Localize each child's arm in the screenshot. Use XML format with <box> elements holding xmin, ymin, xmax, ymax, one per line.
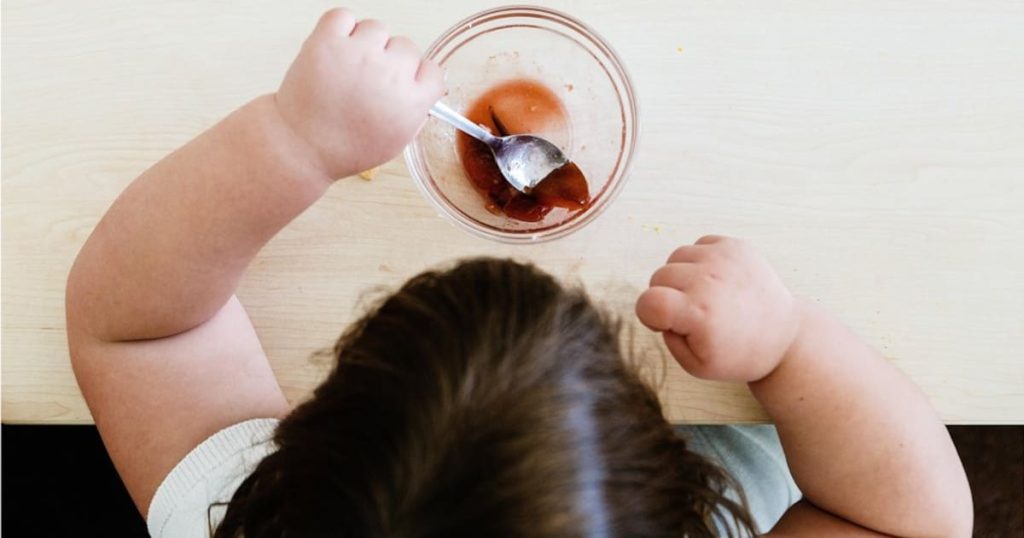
<box><xmin>636</xmin><ymin>236</ymin><xmax>972</xmax><ymax>537</ymax></box>
<box><xmin>65</xmin><ymin>9</ymin><xmax>441</xmax><ymax>515</ymax></box>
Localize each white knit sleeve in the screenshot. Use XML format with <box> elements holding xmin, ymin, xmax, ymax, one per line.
<box><xmin>146</xmin><ymin>418</ymin><xmax>279</xmax><ymax>538</ymax></box>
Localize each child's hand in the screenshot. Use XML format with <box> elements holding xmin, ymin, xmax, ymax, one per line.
<box><xmin>635</xmin><ymin>236</ymin><xmax>803</xmax><ymax>382</ymax></box>
<box><xmin>274</xmin><ymin>9</ymin><xmax>444</xmax><ymax>179</ymax></box>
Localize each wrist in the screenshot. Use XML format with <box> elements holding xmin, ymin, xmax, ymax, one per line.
<box><xmin>783</xmin><ymin>297</ymin><xmax>813</xmax><ymax>357</ymax></box>
<box><xmin>752</xmin><ymin>297</ymin><xmax>812</xmax><ymax>383</ymax></box>
<box><xmin>262</xmin><ymin>93</ymin><xmax>340</xmax><ymax>183</ymax></box>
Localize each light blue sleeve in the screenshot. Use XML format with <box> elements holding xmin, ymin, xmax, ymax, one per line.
<box><xmin>677</xmin><ymin>425</ymin><xmax>802</xmax><ymax>536</ymax></box>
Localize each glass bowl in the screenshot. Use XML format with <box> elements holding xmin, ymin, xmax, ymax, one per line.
<box><xmin>404</xmin><ymin>5</ymin><xmax>639</xmax><ymax>243</ymax></box>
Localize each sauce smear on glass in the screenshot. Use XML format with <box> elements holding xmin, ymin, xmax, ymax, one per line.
<box><xmin>456</xmin><ymin>79</ymin><xmax>590</xmax><ymax>222</ymax></box>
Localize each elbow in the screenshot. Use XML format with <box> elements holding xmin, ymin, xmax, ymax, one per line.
<box><xmin>928</xmin><ymin>509</ymin><xmax>972</xmax><ymax>538</ymax></box>
<box><xmin>883</xmin><ymin>485</ymin><xmax>972</xmax><ymax>538</ymax></box>
<box><xmin>922</xmin><ymin>466</ymin><xmax>974</xmax><ymax>538</ymax></box>
<box><xmin>942</xmin><ymin>446</ymin><xmax>975</xmax><ymax>538</ymax></box>
<box><xmin>938</xmin><ymin>486</ymin><xmax>974</xmax><ymax>538</ymax></box>
<box><xmin>884</xmin><ymin>451</ymin><xmax>974</xmax><ymax>538</ymax></box>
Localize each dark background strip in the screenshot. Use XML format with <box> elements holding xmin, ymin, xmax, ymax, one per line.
<box><xmin>2</xmin><ymin>425</ymin><xmax>1020</xmax><ymax>537</ymax></box>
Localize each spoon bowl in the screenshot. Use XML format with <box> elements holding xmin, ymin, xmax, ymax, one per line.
<box><xmin>491</xmin><ymin>135</ymin><xmax>568</xmax><ymax>192</ymax></box>
<box><xmin>428</xmin><ymin>101</ymin><xmax>567</xmax><ymax>192</ymax></box>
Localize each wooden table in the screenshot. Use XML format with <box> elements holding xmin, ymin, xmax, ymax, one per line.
<box><xmin>3</xmin><ymin>0</ymin><xmax>1022</xmax><ymax>424</ymax></box>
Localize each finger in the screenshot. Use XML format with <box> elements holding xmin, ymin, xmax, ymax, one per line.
<box><xmin>663</xmin><ymin>332</ymin><xmax>711</xmax><ymax>378</ymax></box>
<box><xmin>383</xmin><ymin>36</ymin><xmax>422</xmax><ymax>81</ymax></box>
<box><xmin>649</xmin><ymin>262</ymin><xmax>700</xmax><ymax>289</ymax></box>
<box><xmin>635</xmin><ymin>286</ymin><xmax>702</xmax><ymax>334</ymax></box>
<box><xmin>385</xmin><ymin>35</ymin><xmax>420</xmax><ymax>56</ymax></box>
<box><xmin>695</xmin><ymin>234</ymin><xmax>729</xmax><ymax>246</ymax></box>
<box><xmin>314</xmin><ymin>8</ymin><xmax>356</xmax><ymax>36</ymax></box>
<box><xmin>351</xmin><ymin>19</ymin><xmax>389</xmax><ymax>48</ymax></box>
<box><xmin>666</xmin><ymin>244</ymin><xmax>708</xmax><ymax>264</ymax></box>
<box><xmin>415</xmin><ymin>60</ymin><xmax>444</xmax><ymax>100</ymax></box>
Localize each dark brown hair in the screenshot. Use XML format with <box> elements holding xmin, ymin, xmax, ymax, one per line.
<box><xmin>214</xmin><ymin>258</ymin><xmax>753</xmax><ymax>537</ymax></box>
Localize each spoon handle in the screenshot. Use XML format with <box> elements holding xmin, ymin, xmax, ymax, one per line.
<box><xmin>430</xmin><ymin>102</ymin><xmax>496</xmax><ymax>144</ymax></box>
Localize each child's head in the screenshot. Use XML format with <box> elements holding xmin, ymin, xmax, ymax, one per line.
<box><xmin>214</xmin><ymin>259</ymin><xmax>752</xmax><ymax>537</ymax></box>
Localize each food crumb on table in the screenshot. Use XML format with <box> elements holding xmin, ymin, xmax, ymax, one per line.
<box><xmin>359</xmin><ymin>167</ymin><xmax>379</xmax><ymax>181</ymax></box>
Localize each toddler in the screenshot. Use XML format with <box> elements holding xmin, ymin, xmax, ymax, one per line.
<box><xmin>66</xmin><ymin>9</ymin><xmax>972</xmax><ymax>537</ymax></box>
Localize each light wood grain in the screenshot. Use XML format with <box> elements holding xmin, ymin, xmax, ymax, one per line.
<box><xmin>3</xmin><ymin>0</ymin><xmax>1022</xmax><ymax>424</ymax></box>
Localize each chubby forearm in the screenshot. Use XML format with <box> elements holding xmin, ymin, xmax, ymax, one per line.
<box><xmin>67</xmin><ymin>95</ymin><xmax>331</xmax><ymax>342</ymax></box>
<box><xmin>750</xmin><ymin>301</ymin><xmax>972</xmax><ymax>537</ymax></box>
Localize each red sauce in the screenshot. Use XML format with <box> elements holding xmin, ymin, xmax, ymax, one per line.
<box><xmin>456</xmin><ymin>79</ymin><xmax>590</xmax><ymax>222</ymax></box>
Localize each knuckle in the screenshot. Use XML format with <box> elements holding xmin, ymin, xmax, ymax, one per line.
<box><xmin>319</xmin><ymin>8</ymin><xmax>354</xmax><ymax>29</ymax></box>
<box><xmin>718</xmin><ymin>242</ymin><xmax>738</xmax><ymax>256</ymax></box>
<box><xmin>649</xmin><ymin>265</ymin><xmax>670</xmax><ymax>287</ymax></box>
<box><xmin>420</xmin><ymin>58</ymin><xmax>440</xmax><ymax>72</ymax></box>
<box><xmin>358</xmin><ymin>19</ymin><xmax>388</xmax><ymax>34</ymax></box>
<box><xmin>668</xmin><ymin>245</ymin><xmax>689</xmax><ymax>262</ymax></box>
<box><xmin>420</xmin><ymin>62</ymin><xmax>443</xmax><ymax>84</ymax></box>
<box><xmin>704</xmin><ymin>249</ymin><xmax>728</xmax><ymax>268</ymax></box>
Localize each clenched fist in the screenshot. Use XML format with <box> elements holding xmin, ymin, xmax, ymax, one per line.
<box><xmin>274</xmin><ymin>8</ymin><xmax>444</xmax><ymax>179</ymax></box>
<box><xmin>635</xmin><ymin>236</ymin><xmax>804</xmax><ymax>382</ymax></box>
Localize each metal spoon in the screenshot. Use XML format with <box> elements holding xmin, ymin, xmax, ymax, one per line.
<box><xmin>429</xmin><ymin>101</ymin><xmax>568</xmax><ymax>193</ymax></box>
